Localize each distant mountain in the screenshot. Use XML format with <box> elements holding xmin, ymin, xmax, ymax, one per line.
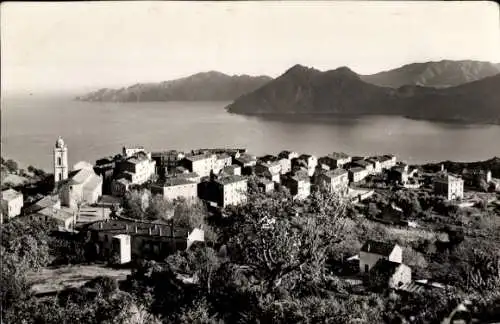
<box><xmin>226</xmin><ymin>64</ymin><xmax>500</xmax><ymax>124</ymax></box>
<box><xmin>361</xmin><ymin>60</ymin><xmax>500</xmax><ymax>88</ymax></box>
<box><xmin>76</xmin><ymin>71</ymin><xmax>272</xmax><ymax>102</ymax></box>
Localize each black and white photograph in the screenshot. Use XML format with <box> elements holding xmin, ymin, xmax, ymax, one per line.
<box><xmin>1</xmin><ymin>1</ymin><xmax>500</xmax><ymax>323</ymax></box>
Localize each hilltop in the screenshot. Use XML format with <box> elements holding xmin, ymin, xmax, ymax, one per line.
<box><xmin>76</xmin><ymin>71</ymin><xmax>272</xmax><ymax>102</ymax></box>
<box><xmin>361</xmin><ymin>60</ymin><xmax>500</xmax><ymax>88</ymax></box>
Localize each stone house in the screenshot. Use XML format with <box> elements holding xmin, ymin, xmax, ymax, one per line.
<box><xmin>316</xmin><ymin>169</ymin><xmax>349</xmax><ymax>194</ymax></box>
<box><xmin>353</xmin><ymin>160</ymin><xmax>374</xmax><ymax>174</ymax></box>
<box><xmin>349</xmin><ymin>167</ymin><xmax>369</xmax><ymax>183</ymax></box>
<box><xmin>116</xmin><ymin>153</ymin><xmax>156</xmax><ymax>185</ymax></box>
<box><xmin>198</xmin><ymin>175</ymin><xmax>248</xmax><ymax>208</ymax></box>
<box><xmin>282</xmin><ymin>174</ymin><xmax>311</xmax><ymax>200</ymax></box>
<box><xmin>150</xmin><ymin>178</ymin><xmax>198</xmax><ymax>203</ymax></box>
<box><xmin>434</xmin><ymin>174</ymin><xmax>464</xmax><ymax>201</ymax></box>
<box><xmin>85</xmin><ymin>219</ymin><xmax>204</xmax><ymax>261</ymax></box>
<box><xmin>1</xmin><ymin>188</ymin><xmax>23</xmax><ymax>222</ymax></box>
<box><xmin>369</xmin><ymin>259</ymin><xmax>412</xmax><ymax>289</ymax></box>
<box><xmin>257</xmin><ymin>177</ymin><xmax>275</xmax><ymax>193</ymax></box>
<box><xmin>359</xmin><ymin>240</ymin><xmax>403</xmax><ymax>273</ymax></box>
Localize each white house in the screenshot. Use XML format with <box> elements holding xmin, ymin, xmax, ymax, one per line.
<box><xmin>359</xmin><ymin>240</ymin><xmax>403</xmax><ymax>273</ymax></box>
<box><xmin>1</xmin><ymin>189</ymin><xmax>23</xmax><ymax>222</ymax></box>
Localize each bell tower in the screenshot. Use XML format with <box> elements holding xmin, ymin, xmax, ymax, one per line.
<box><xmin>54</xmin><ymin>136</ymin><xmax>68</xmax><ymax>183</ymax></box>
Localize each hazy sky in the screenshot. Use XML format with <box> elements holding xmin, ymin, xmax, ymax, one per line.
<box><xmin>2</xmin><ymin>1</ymin><xmax>500</xmax><ymax>95</ymax></box>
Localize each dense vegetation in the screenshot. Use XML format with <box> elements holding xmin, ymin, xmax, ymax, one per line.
<box><xmin>3</xmin><ymin>184</ymin><xmax>499</xmax><ymax>323</ymax></box>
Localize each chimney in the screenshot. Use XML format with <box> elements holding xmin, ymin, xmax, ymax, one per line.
<box><xmin>134</xmin><ymin>225</ymin><xmax>138</xmax><ymax>233</ymax></box>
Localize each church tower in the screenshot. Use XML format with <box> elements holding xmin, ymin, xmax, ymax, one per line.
<box><xmin>54</xmin><ymin>136</ymin><xmax>68</xmax><ymax>183</ymax></box>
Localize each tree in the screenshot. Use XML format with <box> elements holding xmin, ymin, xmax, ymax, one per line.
<box><xmin>173</xmin><ymin>198</ymin><xmax>207</xmax><ymax>229</ymax></box>
<box><xmin>146</xmin><ymin>194</ymin><xmax>175</xmax><ymax>221</ymax></box>
<box><xmin>4</xmin><ymin>159</ymin><xmax>18</xmax><ymax>173</ymax></box>
<box><xmin>123</xmin><ymin>189</ymin><xmax>150</xmax><ymax>220</ymax></box>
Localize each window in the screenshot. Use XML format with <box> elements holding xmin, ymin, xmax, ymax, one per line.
<box><xmin>59</xmin><ymin>173</ymin><xmax>62</xmax><ymax>181</ymax></box>
<box><xmin>58</xmin><ymin>157</ymin><xmax>62</xmax><ymax>166</ymax></box>
<box><xmin>364</xmin><ymin>264</ymin><xmax>369</xmax><ymax>273</ymax></box>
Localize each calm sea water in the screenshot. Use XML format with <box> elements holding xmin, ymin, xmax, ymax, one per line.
<box><xmin>2</xmin><ymin>96</ymin><xmax>500</xmax><ymax>171</ymax></box>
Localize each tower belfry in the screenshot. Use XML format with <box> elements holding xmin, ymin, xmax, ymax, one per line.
<box><xmin>54</xmin><ymin>136</ymin><xmax>68</xmax><ymax>183</ymax></box>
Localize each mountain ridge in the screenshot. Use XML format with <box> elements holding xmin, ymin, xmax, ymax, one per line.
<box><xmin>76</xmin><ymin>71</ymin><xmax>272</xmax><ymax>102</ymax></box>
<box><xmin>361</xmin><ymin>59</ymin><xmax>500</xmax><ymax>88</ymax></box>
<box><xmin>226</xmin><ymin>64</ymin><xmax>500</xmax><ymax>124</ymax></box>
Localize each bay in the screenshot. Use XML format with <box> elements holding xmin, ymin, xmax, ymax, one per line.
<box><xmin>2</xmin><ymin>96</ymin><xmax>500</xmax><ymax>171</ymax></box>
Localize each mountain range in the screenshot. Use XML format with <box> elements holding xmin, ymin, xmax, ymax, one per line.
<box><xmin>361</xmin><ymin>60</ymin><xmax>500</xmax><ymax>88</ymax></box>
<box><xmin>226</xmin><ymin>63</ymin><xmax>500</xmax><ymax>124</ymax></box>
<box><xmin>76</xmin><ymin>60</ymin><xmax>500</xmax><ymax>124</ymax></box>
<box><xmin>76</xmin><ymin>71</ymin><xmax>272</xmax><ymax>102</ymax></box>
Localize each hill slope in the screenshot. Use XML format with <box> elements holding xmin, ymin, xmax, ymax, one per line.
<box><xmin>76</xmin><ymin>71</ymin><xmax>272</xmax><ymax>102</ymax></box>
<box><xmin>226</xmin><ymin>64</ymin><xmax>500</xmax><ymax>124</ymax></box>
<box><xmin>361</xmin><ymin>60</ymin><xmax>500</xmax><ymax>88</ymax></box>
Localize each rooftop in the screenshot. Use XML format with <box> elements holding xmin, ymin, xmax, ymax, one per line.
<box><xmin>328</xmin><ymin>152</ymin><xmax>350</xmax><ymax>160</ymax></box>
<box><xmin>361</xmin><ymin>240</ymin><xmax>397</xmax><ymax>256</ymax></box>
<box><xmin>185</xmin><ymin>153</ymin><xmax>214</xmax><ymax>162</ymax></box>
<box><xmin>87</xmin><ymin>219</ymin><xmax>191</xmax><ymax>238</ymax></box>
<box><xmin>235</xmin><ymin>154</ymin><xmax>256</xmax><ymax>164</ymax></box>
<box><xmin>36</xmin><ymin>207</ymin><xmax>74</xmax><ymax>222</ymax></box>
<box><xmin>215</xmin><ymin>175</ymin><xmax>247</xmax><ymax>185</ymax></box>
<box><xmin>156</xmin><ymin>177</ymin><xmax>196</xmax><ymax>187</ymax></box>
<box><xmin>126</xmin><ymin>155</ymin><xmax>150</xmax><ymax>164</ymax></box>
<box><xmin>1</xmin><ymin>188</ymin><xmax>22</xmax><ymax>201</ymax></box>
<box><xmin>354</xmin><ymin>160</ymin><xmax>371</xmax><ymax>167</ymax></box>
<box><xmin>350</xmin><ymin>167</ymin><xmax>366</xmax><ymax>173</ymax></box>
<box><xmin>168</xmin><ymin>172</ymin><xmax>199</xmax><ymax>179</ymax></box>
<box><xmin>324</xmin><ymin>169</ymin><xmax>348</xmax><ymax>178</ymax></box>
<box><xmin>434</xmin><ymin>173</ymin><xmax>463</xmax><ymax>183</ymax></box>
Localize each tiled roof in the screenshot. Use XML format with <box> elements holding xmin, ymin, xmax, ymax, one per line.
<box><xmin>354</xmin><ymin>160</ymin><xmax>371</xmax><ymax>167</ymax></box>
<box><xmin>169</xmin><ymin>172</ymin><xmax>199</xmax><ymax>179</ymax></box>
<box><xmin>215</xmin><ymin>175</ymin><xmax>247</xmax><ymax>185</ymax></box>
<box><xmin>157</xmin><ymin>178</ymin><xmax>196</xmax><ymax>187</ymax></box>
<box><xmin>361</xmin><ymin>240</ymin><xmax>396</xmax><ymax>256</ymax></box>
<box><xmin>328</xmin><ymin>152</ymin><xmax>350</xmax><ymax>160</ymax></box>
<box><xmin>185</xmin><ymin>153</ymin><xmax>214</xmax><ymax>162</ymax></box>
<box><xmin>1</xmin><ymin>188</ymin><xmax>22</xmax><ymax>201</ymax></box>
<box><xmin>87</xmin><ymin>219</ymin><xmax>191</xmax><ymax>238</ymax></box>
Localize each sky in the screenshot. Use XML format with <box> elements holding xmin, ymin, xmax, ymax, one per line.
<box><xmin>2</xmin><ymin>1</ymin><xmax>500</xmax><ymax>95</ymax></box>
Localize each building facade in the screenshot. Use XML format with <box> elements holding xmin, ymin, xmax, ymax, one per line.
<box><xmin>117</xmin><ymin>154</ymin><xmax>156</xmax><ymax>185</ymax></box>
<box><xmin>434</xmin><ymin>174</ymin><xmax>464</xmax><ymax>201</ymax></box>
<box><xmin>1</xmin><ymin>189</ymin><xmax>23</xmax><ymax>221</ymax></box>
<box><xmin>349</xmin><ymin>167</ymin><xmax>369</xmax><ymax>183</ymax></box>
<box><xmin>283</xmin><ymin>175</ymin><xmax>311</xmax><ymax>200</ymax></box>
<box><xmin>151</xmin><ymin>178</ymin><xmax>198</xmax><ymax>202</ymax></box>
<box><xmin>316</xmin><ymin>169</ymin><xmax>349</xmax><ymax>194</ymax></box>
<box><xmin>183</xmin><ymin>153</ymin><xmax>216</xmax><ymax>178</ymax></box>
<box><xmin>359</xmin><ymin>240</ymin><xmax>403</xmax><ymax>273</ymax></box>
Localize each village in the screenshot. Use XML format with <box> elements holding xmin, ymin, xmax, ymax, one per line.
<box><xmin>2</xmin><ymin>137</ymin><xmax>500</xmax><ymax>323</ymax></box>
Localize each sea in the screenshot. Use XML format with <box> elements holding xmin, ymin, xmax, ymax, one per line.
<box><xmin>2</xmin><ymin>95</ymin><xmax>500</xmax><ymax>171</ymax></box>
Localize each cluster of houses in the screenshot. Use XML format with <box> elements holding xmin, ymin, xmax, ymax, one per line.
<box><xmin>3</xmin><ymin>138</ymin><xmax>495</xmax><ymax>227</ymax></box>
<box><xmin>1</xmin><ymin>138</ymin><xmax>496</xmax><ymax>268</ymax></box>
